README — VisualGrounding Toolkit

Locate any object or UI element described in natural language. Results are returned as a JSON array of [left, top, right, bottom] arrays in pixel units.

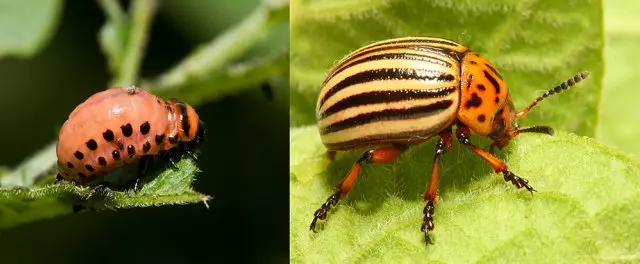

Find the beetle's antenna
[[516, 71, 590, 119]]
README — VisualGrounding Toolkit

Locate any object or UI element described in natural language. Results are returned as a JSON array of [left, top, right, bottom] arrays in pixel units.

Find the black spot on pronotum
[[464, 93, 482, 108], [155, 134, 165, 145], [112, 150, 121, 160], [470, 60, 478, 65], [483, 70, 501, 94], [140, 121, 150, 135], [66, 162, 74, 169], [98, 157, 107, 166], [477, 114, 486, 122], [86, 139, 98, 151], [74, 151, 84, 160], [85, 164, 94, 172], [143, 141, 151, 154], [127, 145, 136, 157], [121, 123, 133, 137], [477, 84, 486, 91], [168, 135, 178, 144], [103, 129, 114, 142]]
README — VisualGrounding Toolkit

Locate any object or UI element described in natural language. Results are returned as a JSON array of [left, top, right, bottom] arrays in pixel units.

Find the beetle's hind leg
[[310, 144, 406, 232], [421, 128, 453, 245]]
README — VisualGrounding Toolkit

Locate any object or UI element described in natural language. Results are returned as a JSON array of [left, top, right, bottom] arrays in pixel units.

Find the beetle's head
[[487, 95, 518, 150], [486, 71, 590, 152]]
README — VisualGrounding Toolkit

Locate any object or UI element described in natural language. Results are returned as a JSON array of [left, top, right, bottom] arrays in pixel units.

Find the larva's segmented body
[[310, 36, 590, 246]]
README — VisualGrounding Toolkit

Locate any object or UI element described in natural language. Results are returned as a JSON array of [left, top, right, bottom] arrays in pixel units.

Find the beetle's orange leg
[[456, 125, 535, 193], [421, 128, 453, 245], [310, 145, 406, 232]]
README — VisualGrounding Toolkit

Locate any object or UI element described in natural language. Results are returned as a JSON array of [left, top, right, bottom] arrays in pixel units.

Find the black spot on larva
[[464, 93, 482, 108], [74, 151, 84, 160], [78, 173, 86, 179], [168, 135, 178, 144], [85, 164, 94, 172], [156, 99, 162, 105], [127, 145, 136, 157], [477, 84, 486, 91], [470, 60, 478, 65], [140, 121, 150, 135], [121, 123, 133, 137], [66, 162, 74, 169], [86, 139, 98, 150], [103, 129, 114, 142], [495, 97, 499, 104], [155, 134, 165, 145], [478, 114, 486, 122], [143, 141, 151, 154], [112, 150, 121, 160], [117, 141, 124, 150], [98, 157, 107, 166]]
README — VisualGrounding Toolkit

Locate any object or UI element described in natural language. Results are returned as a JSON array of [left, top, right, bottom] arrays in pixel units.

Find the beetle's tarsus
[[310, 190, 341, 231]]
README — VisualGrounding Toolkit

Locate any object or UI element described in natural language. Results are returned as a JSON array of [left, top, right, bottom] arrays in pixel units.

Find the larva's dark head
[[487, 71, 590, 151], [166, 98, 205, 148]]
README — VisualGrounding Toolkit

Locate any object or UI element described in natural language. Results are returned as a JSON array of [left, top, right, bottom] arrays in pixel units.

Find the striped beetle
[[310, 37, 589, 245]]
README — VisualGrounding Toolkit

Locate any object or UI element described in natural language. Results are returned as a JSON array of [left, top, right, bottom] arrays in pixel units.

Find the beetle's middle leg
[[310, 144, 407, 232], [422, 127, 453, 245]]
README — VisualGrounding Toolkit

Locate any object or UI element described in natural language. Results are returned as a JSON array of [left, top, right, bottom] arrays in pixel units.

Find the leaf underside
[[0, 157, 210, 231]]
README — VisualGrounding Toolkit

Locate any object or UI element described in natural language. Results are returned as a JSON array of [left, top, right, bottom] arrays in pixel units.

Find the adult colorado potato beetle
[[55, 86, 205, 191], [309, 37, 589, 245]]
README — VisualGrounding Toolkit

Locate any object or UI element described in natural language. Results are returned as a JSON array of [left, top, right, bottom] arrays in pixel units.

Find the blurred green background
[[0, 0, 288, 263], [596, 0, 640, 159]]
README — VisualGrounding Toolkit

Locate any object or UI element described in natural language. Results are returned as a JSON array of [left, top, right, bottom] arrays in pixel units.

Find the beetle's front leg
[[456, 125, 535, 193]]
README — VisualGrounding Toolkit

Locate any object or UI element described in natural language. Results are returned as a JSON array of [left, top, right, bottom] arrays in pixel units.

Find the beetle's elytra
[[55, 86, 205, 191], [309, 37, 589, 245]]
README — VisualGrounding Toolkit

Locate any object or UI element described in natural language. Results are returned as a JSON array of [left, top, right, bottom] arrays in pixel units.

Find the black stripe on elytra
[[320, 68, 455, 107], [484, 63, 503, 79], [363, 38, 460, 51], [324, 121, 451, 150], [330, 52, 453, 80], [177, 103, 191, 137], [324, 44, 459, 84], [320, 86, 456, 119], [320, 100, 453, 135], [483, 70, 501, 94]]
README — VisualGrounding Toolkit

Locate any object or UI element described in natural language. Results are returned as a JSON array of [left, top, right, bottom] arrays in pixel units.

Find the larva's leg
[[421, 128, 453, 245], [310, 145, 406, 232], [134, 155, 153, 192]]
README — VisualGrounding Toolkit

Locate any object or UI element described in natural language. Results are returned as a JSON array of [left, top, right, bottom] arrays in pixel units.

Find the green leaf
[[143, 0, 289, 103], [0, 157, 210, 231], [290, 125, 640, 263], [0, 0, 63, 58], [595, 0, 640, 159], [290, 0, 604, 136]]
